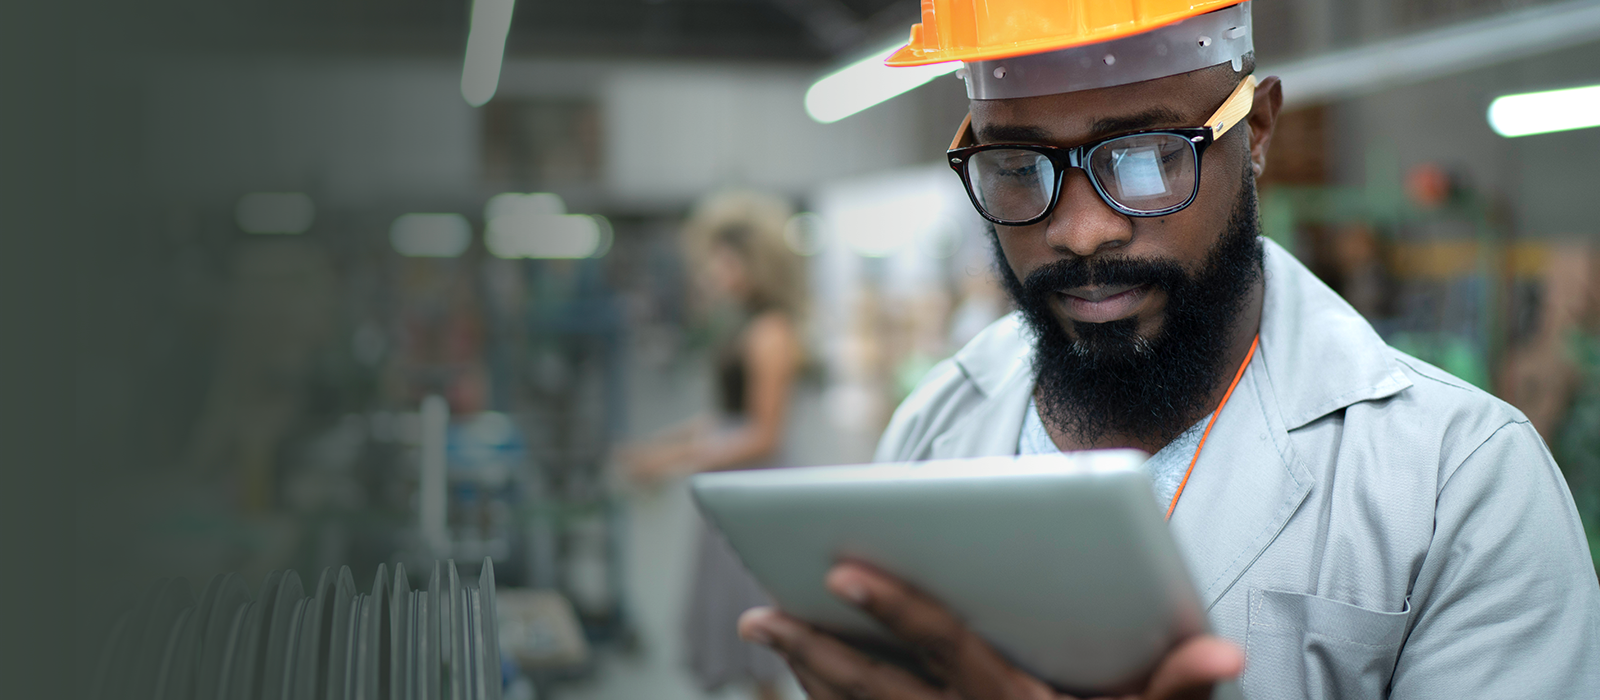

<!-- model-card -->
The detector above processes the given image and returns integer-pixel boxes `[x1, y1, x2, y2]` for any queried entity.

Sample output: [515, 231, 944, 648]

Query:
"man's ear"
[1247, 76, 1283, 178]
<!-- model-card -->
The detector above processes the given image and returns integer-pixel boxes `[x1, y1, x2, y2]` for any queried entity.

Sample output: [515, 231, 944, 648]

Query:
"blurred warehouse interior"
[10, 0, 1600, 698]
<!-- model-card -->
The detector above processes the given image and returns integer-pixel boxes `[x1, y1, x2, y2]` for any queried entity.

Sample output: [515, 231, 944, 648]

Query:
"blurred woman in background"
[622, 190, 804, 700]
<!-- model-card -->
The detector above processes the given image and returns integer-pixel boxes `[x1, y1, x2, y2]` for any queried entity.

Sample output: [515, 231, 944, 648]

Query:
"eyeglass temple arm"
[1208, 75, 1257, 140]
[949, 113, 974, 151]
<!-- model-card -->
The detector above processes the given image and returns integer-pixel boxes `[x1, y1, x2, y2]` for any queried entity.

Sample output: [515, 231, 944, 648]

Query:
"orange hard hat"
[888, 0, 1249, 66]
[891, 0, 1254, 100]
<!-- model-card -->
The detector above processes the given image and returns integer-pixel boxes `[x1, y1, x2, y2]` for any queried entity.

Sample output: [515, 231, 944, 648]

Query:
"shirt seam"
[1392, 354, 1479, 394]
[1435, 419, 1530, 497]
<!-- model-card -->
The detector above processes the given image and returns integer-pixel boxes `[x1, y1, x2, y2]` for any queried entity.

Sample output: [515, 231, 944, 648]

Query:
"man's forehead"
[968, 71, 1217, 146]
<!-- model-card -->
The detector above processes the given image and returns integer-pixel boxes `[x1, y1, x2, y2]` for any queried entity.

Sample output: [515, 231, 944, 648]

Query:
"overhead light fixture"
[486, 214, 612, 259]
[483, 193, 610, 259]
[461, 0, 517, 107]
[1265, 0, 1600, 108]
[485, 191, 565, 220]
[1488, 83, 1600, 138]
[805, 43, 960, 124]
[391, 213, 472, 257]
[236, 192, 314, 234]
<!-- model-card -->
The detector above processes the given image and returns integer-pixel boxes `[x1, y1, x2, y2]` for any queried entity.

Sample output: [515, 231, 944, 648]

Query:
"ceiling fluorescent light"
[391, 214, 472, 257]
[461, 0, 517, 107]
[485, 192, 565, 221]
[1268, 0, 1600, 108]
[486, 213, 612, 259]
[805, 43, 960, 124]
[1488, 83, 1600, 138]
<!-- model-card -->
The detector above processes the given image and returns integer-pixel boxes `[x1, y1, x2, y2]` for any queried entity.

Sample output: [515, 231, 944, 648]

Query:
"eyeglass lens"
[964, 133, 1197, 222]
[966, 149, 1058, 223]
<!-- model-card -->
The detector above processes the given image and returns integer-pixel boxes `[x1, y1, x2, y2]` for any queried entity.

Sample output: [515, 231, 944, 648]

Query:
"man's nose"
[1042, 168, 1133, 258]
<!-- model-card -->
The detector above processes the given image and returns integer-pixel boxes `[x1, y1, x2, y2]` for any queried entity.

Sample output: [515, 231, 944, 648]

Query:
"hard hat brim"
[886, 0, 1245, 67]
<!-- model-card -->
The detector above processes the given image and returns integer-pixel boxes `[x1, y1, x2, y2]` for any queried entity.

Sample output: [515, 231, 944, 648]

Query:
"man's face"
[972, 66, 1271, 445]
[972, 67, 1252, 342]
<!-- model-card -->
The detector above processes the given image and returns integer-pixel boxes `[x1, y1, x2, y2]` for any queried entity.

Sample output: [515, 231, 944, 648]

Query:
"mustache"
[1019, 256, 1190, 302]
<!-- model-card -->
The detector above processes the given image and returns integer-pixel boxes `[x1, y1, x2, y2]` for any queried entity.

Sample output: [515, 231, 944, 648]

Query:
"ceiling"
[509, 0, 920, 61]
[95, 0, 922, 64]
[93, 0, 1577, 70]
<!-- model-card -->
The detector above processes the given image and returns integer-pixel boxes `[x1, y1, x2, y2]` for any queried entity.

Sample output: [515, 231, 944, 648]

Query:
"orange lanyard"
[1164, 334, 1259, 521]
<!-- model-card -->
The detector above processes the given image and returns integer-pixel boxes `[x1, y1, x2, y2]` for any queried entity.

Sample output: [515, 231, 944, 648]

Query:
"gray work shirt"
[875, 239, 1600, 698]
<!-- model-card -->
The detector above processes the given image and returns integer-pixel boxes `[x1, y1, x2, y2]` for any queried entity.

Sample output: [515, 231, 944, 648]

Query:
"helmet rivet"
[1103, 54, 1115, 65]
[1197, 35, 1212, 47]
[993, 66, 1006, 79]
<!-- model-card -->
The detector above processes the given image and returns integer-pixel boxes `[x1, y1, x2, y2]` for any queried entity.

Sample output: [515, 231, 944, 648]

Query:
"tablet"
[690, 450, 1207, 696]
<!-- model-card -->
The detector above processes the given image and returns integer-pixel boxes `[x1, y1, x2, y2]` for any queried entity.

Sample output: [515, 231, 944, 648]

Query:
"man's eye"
[997, 162, 1040, 178]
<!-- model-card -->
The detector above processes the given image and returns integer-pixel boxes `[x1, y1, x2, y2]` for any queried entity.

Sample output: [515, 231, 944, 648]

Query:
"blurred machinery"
[92, 559, 502, 700]
[166, 198, 633, 696]
[380, 238, 633, 662]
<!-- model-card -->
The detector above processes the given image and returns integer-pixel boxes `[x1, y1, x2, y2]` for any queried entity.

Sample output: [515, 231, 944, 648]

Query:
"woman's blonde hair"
[682, 189, 806, 317]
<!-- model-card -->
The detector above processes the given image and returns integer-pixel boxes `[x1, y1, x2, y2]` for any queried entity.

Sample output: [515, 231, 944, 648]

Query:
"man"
[738, 1, 1600, 697]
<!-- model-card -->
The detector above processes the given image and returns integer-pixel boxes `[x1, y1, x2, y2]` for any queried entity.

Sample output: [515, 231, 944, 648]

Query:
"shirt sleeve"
[1390, 419, 1600, 697]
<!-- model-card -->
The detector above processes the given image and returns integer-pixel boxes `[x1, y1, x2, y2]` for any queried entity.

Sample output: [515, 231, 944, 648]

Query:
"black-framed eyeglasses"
[947, 75, 1257, 226]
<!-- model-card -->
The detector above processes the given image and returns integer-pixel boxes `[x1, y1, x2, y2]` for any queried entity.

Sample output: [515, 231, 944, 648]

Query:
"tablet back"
[690, 450, 1207, 695]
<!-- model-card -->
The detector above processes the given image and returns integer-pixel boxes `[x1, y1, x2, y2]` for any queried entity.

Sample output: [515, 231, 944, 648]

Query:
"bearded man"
[738, 2, 1600, 698]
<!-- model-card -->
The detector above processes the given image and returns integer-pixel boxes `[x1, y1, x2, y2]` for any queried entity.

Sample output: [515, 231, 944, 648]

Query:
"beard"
[993, 172, 1264, 446]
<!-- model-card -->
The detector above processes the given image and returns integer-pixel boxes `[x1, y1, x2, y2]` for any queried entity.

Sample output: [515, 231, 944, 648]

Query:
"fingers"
[793, 667, 849, 700]
[744, 565, 1233, 700]
[1141, 636, 1243, 700]
[739, 607, 941, 700]
[825, 563, 1045, 700]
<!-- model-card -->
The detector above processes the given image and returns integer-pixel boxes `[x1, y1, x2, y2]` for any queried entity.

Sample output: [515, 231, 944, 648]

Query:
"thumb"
[1143, 635, 1243, 700]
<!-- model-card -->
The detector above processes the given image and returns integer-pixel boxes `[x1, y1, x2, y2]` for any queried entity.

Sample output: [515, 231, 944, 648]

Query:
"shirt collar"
[1254, 239, 1411, 428]
[952, 238, 1411, 428]
[951, 311, 1032, 397]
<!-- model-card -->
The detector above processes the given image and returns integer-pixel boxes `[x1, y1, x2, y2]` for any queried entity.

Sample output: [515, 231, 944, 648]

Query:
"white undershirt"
[1018, 398, 1210, 508]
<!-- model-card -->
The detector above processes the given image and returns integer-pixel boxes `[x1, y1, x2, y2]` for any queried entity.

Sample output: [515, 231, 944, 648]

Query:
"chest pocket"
[1243, 588, 1410, 699]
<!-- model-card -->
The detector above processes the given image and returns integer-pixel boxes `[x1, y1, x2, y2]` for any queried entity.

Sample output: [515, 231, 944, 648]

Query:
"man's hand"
[737, 562, 1242, 700]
